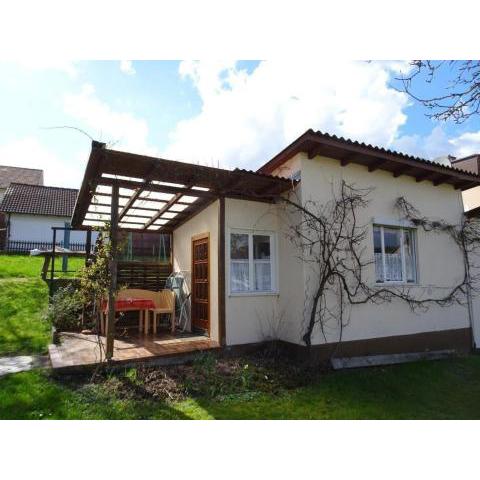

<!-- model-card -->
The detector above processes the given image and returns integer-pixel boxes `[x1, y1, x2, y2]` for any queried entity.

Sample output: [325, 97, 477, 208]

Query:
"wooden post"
[62, 223, 70, 272]
[218, 196, 226, 346]
[85, 229, 92, 265]
[106, 183, 119, 360]
[50, 228, 56, 298]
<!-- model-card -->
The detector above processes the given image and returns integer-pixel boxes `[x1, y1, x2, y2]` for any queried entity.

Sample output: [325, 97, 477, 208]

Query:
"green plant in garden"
[44, 285, 84, 332]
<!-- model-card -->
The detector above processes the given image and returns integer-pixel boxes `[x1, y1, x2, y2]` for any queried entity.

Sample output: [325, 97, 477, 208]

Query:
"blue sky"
[0, 60, 479, 188]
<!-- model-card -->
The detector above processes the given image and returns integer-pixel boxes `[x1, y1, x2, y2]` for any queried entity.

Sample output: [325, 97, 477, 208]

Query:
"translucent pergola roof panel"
[88, 204, 111, 213]
[128, 208, 158, 216]
[133, 199, 167, 210]
[72, 142, 293, 232]
[142, 191, 174, 201]
[169, 203, 188, 212]
[85, 212, 111, 221]
[160, 211, 178, 219]
[83, 219, 107, 227]
[181, 195, 199, 203]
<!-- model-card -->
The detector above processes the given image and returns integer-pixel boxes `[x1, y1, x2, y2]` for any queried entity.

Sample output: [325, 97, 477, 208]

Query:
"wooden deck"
[49, 330, 220, 371]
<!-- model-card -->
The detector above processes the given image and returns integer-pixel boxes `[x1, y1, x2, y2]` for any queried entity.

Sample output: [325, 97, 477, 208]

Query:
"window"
[229, 230, 276, 294]
[373, 225, 417, 283]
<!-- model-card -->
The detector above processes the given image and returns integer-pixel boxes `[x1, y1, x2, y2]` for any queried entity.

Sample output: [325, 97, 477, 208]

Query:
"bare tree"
[281, 181, 480, 351]
[397, 60, 480, 123]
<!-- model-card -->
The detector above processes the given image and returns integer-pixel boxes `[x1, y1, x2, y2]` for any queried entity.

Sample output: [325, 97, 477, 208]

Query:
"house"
[0, 165, 44, 249]
[0, 183, 85, 252]
[0, 165, 44, 202]
[449, 154, 480, 215]
[67, 133, 480, 364]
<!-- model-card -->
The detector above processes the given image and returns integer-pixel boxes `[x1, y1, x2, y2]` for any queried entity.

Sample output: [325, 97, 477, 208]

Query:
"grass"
[0, 254, 87, 355]
[1, 254, 480, 420]
[1, 355, 480, 419]
[0, 255, 45, 278]
[0, 279, 50, 355]
[0, 254, 85, 279]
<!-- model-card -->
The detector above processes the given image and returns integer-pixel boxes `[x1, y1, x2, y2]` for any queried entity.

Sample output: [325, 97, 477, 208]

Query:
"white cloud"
[164, 60, 410, 169]
[120, 60, 136, 76]
[0, 137, 85, 188]
[449, 131, 480, 159]
[63, 83, 157, 155]
[15, 60, 77, 77]
[393, 126, 480, 162]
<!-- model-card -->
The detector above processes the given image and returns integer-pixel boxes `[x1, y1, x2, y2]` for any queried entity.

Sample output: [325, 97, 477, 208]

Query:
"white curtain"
[374, 253, 383, 282]
[231, 261, 249, 292]
[254, 261, 271, 291]
[385, 253, 402, 281]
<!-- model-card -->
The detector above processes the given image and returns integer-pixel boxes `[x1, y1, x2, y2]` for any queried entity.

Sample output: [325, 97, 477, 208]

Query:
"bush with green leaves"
[45, 285, 84, 332]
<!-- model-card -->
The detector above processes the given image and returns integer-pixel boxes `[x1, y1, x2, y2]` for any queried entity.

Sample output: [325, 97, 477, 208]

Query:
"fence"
[3, 240, 87, 254]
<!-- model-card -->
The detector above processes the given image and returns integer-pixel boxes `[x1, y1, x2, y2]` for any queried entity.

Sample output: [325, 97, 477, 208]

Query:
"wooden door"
[191, 234, 209, 333]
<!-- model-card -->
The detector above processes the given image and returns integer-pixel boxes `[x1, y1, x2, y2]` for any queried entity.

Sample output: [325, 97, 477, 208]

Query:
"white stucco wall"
[170, 154, 472, 350]
[8, 214, 91, 244]
[224, 197, 305, 346]
[172, 201, 220, 343]
[296, 152, 470, 346]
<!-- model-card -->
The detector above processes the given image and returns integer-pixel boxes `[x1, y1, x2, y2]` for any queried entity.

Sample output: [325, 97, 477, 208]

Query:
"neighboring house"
[0, 165, 43, 202]
[71, 134, 480, 361]
[0, 183, 85, 251]
[449, 154, 480, 213]
[0, 165, 44, 249]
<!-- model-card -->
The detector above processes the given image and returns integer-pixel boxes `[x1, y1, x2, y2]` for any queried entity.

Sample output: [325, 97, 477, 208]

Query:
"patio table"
[101, 298, 155, 335]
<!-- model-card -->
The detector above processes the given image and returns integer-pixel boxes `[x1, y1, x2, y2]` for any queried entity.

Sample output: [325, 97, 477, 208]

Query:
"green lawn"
[0, 279, 50, 355]
[1, 355, 480, 419]
[1, 254, 480, 420]
[0, 254, 45, 278]
[0, 254, 85, 279]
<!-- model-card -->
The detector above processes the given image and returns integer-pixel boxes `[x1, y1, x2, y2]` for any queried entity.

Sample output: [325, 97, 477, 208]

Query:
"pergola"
[71, 141, 294, 359]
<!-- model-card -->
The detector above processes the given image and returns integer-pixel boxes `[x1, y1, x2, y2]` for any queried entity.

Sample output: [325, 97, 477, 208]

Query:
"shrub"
[45, 285, 84, 332]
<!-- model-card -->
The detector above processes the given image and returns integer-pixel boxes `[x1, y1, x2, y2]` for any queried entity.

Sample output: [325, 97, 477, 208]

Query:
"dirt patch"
[55, 352, 328, 403]
[104, 353, 326, 402]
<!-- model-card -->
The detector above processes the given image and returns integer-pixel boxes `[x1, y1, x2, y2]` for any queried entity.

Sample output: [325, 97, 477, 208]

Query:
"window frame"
[227, 228, 278, 296]
[373, 224, 418, 285]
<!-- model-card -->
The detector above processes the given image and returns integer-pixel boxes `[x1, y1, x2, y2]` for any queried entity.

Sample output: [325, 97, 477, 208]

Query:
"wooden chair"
[148, 290, 176, 334]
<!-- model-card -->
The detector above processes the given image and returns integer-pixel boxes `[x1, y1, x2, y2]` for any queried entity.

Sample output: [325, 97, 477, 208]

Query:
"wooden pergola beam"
[118, 188, 144, 221]
[144, 192, 185, 229]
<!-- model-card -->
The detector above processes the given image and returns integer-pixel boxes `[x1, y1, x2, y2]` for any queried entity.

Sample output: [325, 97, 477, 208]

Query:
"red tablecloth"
[102, 298, 155, 312]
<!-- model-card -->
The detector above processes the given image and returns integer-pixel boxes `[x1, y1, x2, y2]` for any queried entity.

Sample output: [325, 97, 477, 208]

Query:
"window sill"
[228, 291, 280, 298]
[374, 282, 419, 287]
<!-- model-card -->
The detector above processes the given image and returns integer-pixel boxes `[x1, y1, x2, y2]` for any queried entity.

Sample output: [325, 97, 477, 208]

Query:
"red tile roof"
[0, 183, 78, 217]
[0, 165, 43, 189]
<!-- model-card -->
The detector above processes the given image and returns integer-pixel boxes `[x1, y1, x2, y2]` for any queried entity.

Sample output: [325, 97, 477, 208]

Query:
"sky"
[0, 60, 479, 189]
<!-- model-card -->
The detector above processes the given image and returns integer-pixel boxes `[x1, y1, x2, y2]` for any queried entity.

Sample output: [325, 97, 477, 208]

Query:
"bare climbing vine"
[280, 182, 480, 351]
